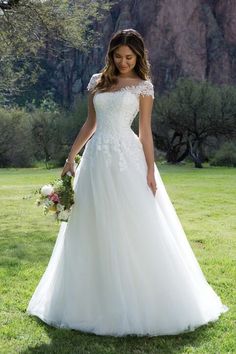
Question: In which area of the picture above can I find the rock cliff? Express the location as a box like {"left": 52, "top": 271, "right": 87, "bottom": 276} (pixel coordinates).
{"left": 49, "top": 0, "right": 236, "bottom": 105}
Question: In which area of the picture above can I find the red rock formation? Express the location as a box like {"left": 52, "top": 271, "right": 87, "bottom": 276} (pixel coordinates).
{"left": 51, "top": 0, "right": 236, "bottom": 104}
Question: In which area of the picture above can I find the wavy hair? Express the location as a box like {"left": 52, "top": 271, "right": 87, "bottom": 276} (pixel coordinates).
{"left": 91, "top": 28, "right": 152, "bottom": 94}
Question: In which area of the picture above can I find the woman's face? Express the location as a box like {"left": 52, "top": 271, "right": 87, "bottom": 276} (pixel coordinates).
{"left": 113, "top": 45, "right": 137, "bottom": 75}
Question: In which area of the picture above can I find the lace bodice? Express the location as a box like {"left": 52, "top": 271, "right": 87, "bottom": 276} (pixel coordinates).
{"left": 82, "top": 73, "right": 155, "bottom": 172}
{"left": 87, "top": 73, "right": 154, "bottom": 134}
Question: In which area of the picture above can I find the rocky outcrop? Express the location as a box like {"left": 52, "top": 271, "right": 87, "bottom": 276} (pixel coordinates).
{"left": 48, "top": 0, "right": 236, "bottom": 105}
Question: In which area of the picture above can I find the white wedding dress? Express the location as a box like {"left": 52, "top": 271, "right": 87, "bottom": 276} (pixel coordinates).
{"left": 26, "top": 73, "right": 229, "bottom": 336}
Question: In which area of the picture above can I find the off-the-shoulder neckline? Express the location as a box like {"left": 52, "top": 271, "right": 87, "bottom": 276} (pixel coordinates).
{"left": 90, "top": 73, "right": 153, "bottom": 96}
{"left": 98, "top": 81, "right": 147, "bottom": 94}
{"left": 92, "top": 76, "right": 152, "bottom": 95}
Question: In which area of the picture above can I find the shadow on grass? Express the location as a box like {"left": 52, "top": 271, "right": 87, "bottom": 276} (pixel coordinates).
{"left": 22, "top": 315, "right": 215, "bottom": 354}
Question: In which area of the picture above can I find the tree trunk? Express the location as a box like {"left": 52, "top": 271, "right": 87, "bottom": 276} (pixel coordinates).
{"left": 188, "top": 138, "right": 203, "bottom": 168}
{"left": 166, "top": 131, "right": 188, "bottom": 163}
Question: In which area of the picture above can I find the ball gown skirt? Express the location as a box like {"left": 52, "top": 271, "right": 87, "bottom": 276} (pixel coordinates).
{"left": 26, "top": 74, "right": 229, "bottom": 336}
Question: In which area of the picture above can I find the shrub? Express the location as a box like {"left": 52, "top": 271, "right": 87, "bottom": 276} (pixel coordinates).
{"left": 0, "top": 94, "right": 88, "bottom": 168}
{"left": 210, "top": 142, "right": 236, "bottom": 167}
{"left": 0, "top": 107, "right": 35, "bottom": 167}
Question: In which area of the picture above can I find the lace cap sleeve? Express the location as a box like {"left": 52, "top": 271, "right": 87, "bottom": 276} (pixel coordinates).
{"left": 140, "top": 80, "right": 155, "bottom": 99}
{"left": 87, "top": 73, "right": 101, "bottom": 92}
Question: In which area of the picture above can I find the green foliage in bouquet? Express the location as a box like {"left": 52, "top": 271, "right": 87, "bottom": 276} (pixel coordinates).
{"left": 53, "top": 174, "right": 74, "bottom": 210}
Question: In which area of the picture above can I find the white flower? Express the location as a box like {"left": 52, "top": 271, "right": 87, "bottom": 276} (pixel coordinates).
{"left": 58, "top": 210, "right": 70, "bottom": 221}
{"left": 56, "top": 203, "right": 64, "bottom": 212}
{"left": 41, "top": 184, "right": 54, "bottom": 196}
{"left": 35, "top": 199, "right": 41, "bottom": 206}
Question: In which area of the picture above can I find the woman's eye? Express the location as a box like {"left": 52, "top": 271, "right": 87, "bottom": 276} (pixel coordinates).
{"left": 115, "top": 56, "right": 133, "bottom": 59}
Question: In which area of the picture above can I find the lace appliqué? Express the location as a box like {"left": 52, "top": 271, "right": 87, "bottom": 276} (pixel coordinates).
{"left": 82, "top": 134, "right": 146, "bottom": 173}
{"left": 139, "top": 80, "right": 155, "bottom": 99}
{"left": 87, "top": 73, "right": 155, "bottom": 99}
{"left": 87, "top": 73, "right": 101, "bottom": 92}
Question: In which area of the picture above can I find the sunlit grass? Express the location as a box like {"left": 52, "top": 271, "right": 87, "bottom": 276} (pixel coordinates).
{"left": 0, "top": 163, "right": 235, "bottom": 353}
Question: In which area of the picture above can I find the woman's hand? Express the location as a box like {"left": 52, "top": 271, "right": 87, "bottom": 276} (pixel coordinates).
{"left": 147, "top": 169, "right": 157, "bottom": 196}
{"left": 61, "top": 160, "right": 75, "bottom": 178}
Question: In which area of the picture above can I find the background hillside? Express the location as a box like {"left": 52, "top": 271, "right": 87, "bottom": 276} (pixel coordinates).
{"left": 33, "top": 0, "right": 236, "bottom": 106}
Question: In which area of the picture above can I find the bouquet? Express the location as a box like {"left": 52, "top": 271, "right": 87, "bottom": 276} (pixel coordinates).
{"left": 35, "top": 155, "right": 81, "bottom": 222}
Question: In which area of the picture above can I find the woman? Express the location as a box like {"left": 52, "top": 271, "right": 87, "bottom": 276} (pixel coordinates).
{"left": 27, "top": 28, "right": 229, "bottom": 336}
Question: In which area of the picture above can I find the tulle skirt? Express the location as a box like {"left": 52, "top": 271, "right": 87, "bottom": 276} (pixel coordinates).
{"left": 26, "top": 132, "right": 229, "bottom": 336}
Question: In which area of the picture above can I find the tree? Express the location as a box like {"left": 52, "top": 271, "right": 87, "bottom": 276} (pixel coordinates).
{"left": 154, "top": 79, "right": 236, "bottom": 168}
{"left": 0, "top": 0, "right": 113, "bottom": 102}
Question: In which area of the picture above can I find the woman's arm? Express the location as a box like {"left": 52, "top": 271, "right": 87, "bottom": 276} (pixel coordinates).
{"left": 139, "top": 94, "right": 155, "bottom": 171}
{"left": 139, "top": 94, "right": 157, "bottom": 195}
{"left": 61, "top": 92, "right": 96, "bottom": 177}
{"left": 67, "top": 93, "right": 96, "bottom": 161}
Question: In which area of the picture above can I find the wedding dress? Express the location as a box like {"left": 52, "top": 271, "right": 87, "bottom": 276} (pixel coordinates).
{"left": 26, "top": 73, "right": 229, "bottom": 336}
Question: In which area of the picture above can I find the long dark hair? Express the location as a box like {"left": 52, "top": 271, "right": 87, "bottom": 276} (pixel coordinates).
{"left": 91, "top": 28, "right": 152, "bottom": 93}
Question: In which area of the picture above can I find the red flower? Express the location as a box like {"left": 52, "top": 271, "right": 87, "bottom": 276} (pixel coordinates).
{"left": 49, "top": 193, "right": 60, "bottom": 203}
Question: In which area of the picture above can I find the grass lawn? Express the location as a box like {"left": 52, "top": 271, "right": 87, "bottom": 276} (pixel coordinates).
{"left": 0, "top": 163, "right": 235, "bottom": 353}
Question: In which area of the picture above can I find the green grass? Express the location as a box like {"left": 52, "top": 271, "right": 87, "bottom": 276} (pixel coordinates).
{"left": 0, "top": 163, "right": 235, "bottom": 354}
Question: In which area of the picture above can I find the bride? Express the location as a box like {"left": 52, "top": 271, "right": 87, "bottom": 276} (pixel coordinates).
{"left": 26, "top": 28, "right": 229, "bottom": 336}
